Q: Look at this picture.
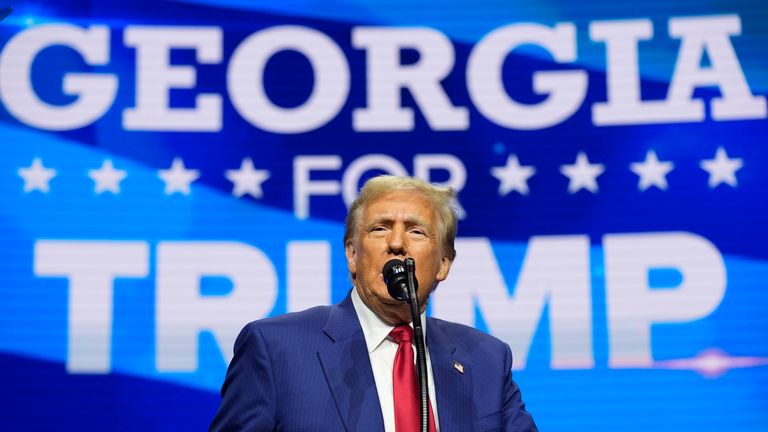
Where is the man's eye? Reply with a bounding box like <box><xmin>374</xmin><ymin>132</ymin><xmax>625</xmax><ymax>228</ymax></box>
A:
<box><xmin>410</xmin><ymin>229</ymin><xmax>426</xmax><ymax>236</ymax></box>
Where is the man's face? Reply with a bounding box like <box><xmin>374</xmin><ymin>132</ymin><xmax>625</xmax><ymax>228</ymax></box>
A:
<box><xmin>345</xmin><ymin>190</ymin><xmax>453</xmax><ymax>324</ymax></box>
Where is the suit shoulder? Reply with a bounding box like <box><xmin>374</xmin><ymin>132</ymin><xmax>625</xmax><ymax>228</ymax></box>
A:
<box><xmin>242</xmin><ymin>304</ymin><xmax>331</xmax><ymax>336</ymax></box>
<box><xmin>429</xmin><ymin>317</ymin><xmax>509</xmax><ymax>352</ymax></box>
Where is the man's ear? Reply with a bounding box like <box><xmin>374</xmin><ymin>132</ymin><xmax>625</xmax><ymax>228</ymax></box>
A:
<box><xmin>436</xmin><ymin>255</ymin><xmax>453</xmax><ymax>282</ymax></box>
<box><xmin>344</xmin><ymin>240</ymin><xmax>357</xmax><ymax>278</ymax></box>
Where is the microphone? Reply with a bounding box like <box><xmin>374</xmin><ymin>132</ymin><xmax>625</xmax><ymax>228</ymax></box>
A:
<box><xmin>384</xmin><ymin>258</ymin><xmax>430</xmax><ymax>432</ymax></box>
<box><xmin>383</xmin><ymin>259</ymin><xmax>409</xmax><ymax>302</ymax></box>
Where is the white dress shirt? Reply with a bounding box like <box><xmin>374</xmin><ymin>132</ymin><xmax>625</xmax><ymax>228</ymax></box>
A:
<box><xmin>351</xmin><ymin>288</ymin><xmax>440</xmax><ymax>432</ymax></box>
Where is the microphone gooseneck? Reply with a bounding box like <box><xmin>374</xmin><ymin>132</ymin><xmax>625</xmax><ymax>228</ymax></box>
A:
<box><xmin>382</xmin><ymin>258</ymin><xmax>430</xmax><ymax>432</ymax></box>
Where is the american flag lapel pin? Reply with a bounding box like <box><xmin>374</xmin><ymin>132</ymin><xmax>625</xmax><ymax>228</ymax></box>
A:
<box><xmin>453</xmin><ymin>360</ymin><xmax>464</xmax><ymax>374</ymax></box>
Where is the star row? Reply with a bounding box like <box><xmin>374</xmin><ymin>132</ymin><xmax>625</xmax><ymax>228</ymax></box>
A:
<box><xmin>16</xmin><ymin>147</ymin><xmax>743</xmax><ymax>197</ymax></box>
<box><xmin>491</xmin><ymin>147</ymin><xmax>743</xmax><ymax>196</ymax></box>
<box><xmin>17</xmin><ymin>157</ymin><xmax>270</xmax><ymax>197</ymax></box>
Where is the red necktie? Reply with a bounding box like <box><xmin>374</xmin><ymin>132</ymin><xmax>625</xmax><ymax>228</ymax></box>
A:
<box><xmin>390</xmin><ymin>325</ymin><xmax>436</xmax><ymax>432</ymax></box>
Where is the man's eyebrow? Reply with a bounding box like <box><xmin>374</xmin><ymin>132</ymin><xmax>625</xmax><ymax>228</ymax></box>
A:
<box><xmin>365</xmin><ymin>215</ymin><xmax>394</xmax><ymax>226</ymax></box>
<box><xmin>362</xmin><ymin>215</ymin><xmax>393</xmax><ymax>230</ymax></box>
<box><xmin>404</xmin><ymin>215</ymin><xmax>431</xmax><ymax>228</ymax></box>
<box><xmin>365</xmin><ymin>215</ymin><xmax>432</xmax><ymax>229</ymax></box>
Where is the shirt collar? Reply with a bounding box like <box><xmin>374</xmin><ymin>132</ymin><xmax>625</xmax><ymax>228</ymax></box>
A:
<box><xmin>351</xmin><ymin>287</ymin><xmax>428</xmax><ymax>353</ymax></box>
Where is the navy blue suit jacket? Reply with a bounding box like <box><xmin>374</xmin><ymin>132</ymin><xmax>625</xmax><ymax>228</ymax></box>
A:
<box><xmin>210</xmin><ymin>293</ymin><xmax>537</xmax><ymax>431</ymax></box>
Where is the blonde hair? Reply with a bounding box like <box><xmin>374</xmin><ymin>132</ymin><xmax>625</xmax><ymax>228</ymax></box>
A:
<box><xmin>344</xmin><ymin>175</ymin><xmax>458</xmax><ymax>260</ymax></box>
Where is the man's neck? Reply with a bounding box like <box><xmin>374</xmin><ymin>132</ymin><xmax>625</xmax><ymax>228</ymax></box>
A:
<box><xmin>350</xmin><ymin>288</ymin><xmax>428</xmax><ymax>353</ymax></box>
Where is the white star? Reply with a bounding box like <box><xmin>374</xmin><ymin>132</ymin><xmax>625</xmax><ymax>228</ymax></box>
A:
<box><xmin>158</xmin><ymin>158</ymin><xmax>200</xmax><ymax>195</ymax></box>
<box><xmin>490</xmin><ymin>154</ymin><xmax>536</xmax><ymax>196</ymax></box>
<box><xmin>225</xmin><ymin>158</ymin><xmax>270</xmax><ymax>198</ymax></box>
<box><xmin>630</xmin><ymin>150</ymin><xmax>674</xmax><ymax>191</ymax></box>
<box><xmin>700</xmin><ymin>147</ymin><xmax>743</xmax><ymax>188</ymax></box>
<box><xmin>18</xmin><ymin>158</ymin><xmax>57</xmax><ymax>193</ymax></box>
<box><xmin>88</xmin><ymin>159</ymin><xmax>127</xmax><ymax>194</ymax></box>
<box><xmin>560</xmin><ymin>152</ymin><xmax>605</xmax><ymax>194</ymax></box>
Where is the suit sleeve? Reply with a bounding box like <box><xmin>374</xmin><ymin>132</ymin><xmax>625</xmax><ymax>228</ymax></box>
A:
<box><xmin>501</xmin><ymin>343</ymin><xmax>539</xmax><ymax>432</ymax></box>
<box><xmin>209</xmin><ymin>323</ymin><xmax>277</xmax><ymax>432</ymax></box>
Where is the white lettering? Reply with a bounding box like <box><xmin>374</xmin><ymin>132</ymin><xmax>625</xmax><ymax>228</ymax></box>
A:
<box><xmin>467</xmin><ymin>23</ymin><xmax>587</xmax><ymax>129</ymax></box>
<box><xmin>34</xmin><ymin>241</ymin><xmax>148</xmax><ymax>373</ymax></box>
<box><xmin>603</xmin><ymin>232</ymin><xmax>726</xmax><ymax>368</ymax></box>
<box><xmin>293</xmin><ymin>155</ymin><xmax>343</xmax><ymax>219</ymax></box>
<box><xmin>228</xmin><ymin>26</ymin><xmax>350</xmax><ymax>133</ymax></box>
<box><xmin>352</xmin><ymin>27</ymin><xmax>468</xmax><ymax>131</ymax></box>
<box><xmin>123</xmin><ymin>26</ymin><xmax>223</xmax><ymax>131</ymax></box>
<box><xmin>433</xmin><ymin>237</ymin><xmax>594</xmax><ymax>369</ymax></box>
<box><xmin>590</xmin><ymin>19</ymin><xmax>671</xmax><ymax>124</ymax></box>
<box><xmin>287</xmin><ymin>241</ymin><xmax>332</xmax><ymax>311</ymax></box>
<box><xmin>669</xmin><ymin>15</ymin><xmax>766</xmax><ymax>120</ymax></box>
<box><xmin>156</xmin><ymin>242</ymin><xmax>277</xmax><ymax>371</ymax></box>
<box><xmin>414</xmin><ymin>154</ymin><xmax>468</xmax><ymax>219</ymax></box>
<box><xmin>341</xmin><ymin>154</ymin><xmax>408</xmax><ymax>207</ymax></box>
<box><xmin>592</xmin><ymin>15</ymin><xmax>765</xmax><ymax>124</ymax></box>
<box><xmin>0</xmin><ymin>25</ymin><xmax>117</xmax><ymax>130</ymax></box>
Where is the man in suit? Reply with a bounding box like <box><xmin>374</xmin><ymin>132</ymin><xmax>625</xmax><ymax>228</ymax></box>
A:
<box><xmin>211</xmin><ymin>176</ymin><xmax>538</xmax><ymax>431</ymax></box>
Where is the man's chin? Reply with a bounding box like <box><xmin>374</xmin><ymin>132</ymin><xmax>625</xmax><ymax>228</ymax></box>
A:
<box><xmin>369</xmin><ymin>296</ymin><xmax>411</xmax><ymax>320</ymax></box>
<box><xmin>377</xmin><ymin>295</ymin><xmax>408</xmax><ymax>307</ymax></box>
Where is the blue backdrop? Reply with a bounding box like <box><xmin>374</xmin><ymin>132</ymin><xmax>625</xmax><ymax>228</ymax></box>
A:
<box><xmin>1</xmin><ymin>1</ymin><xmax>767</xmax><ymax>430</ymax></box>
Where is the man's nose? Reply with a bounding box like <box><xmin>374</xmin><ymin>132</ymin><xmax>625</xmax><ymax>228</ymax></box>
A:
<box><xmin>387</xmin><ymin>225</ymin><xmax>407</xmax><ymax>255</ymax></box>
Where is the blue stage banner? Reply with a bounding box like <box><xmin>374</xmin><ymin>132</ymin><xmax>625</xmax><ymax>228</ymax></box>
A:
<box><xmin>1</xmin><ymin>0</ymin><xmax>767</xmax><ymax>430</ymax></box>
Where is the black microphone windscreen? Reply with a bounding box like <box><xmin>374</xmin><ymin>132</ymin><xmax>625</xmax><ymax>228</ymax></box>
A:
<box><xmin>383</xmin><ymin>259</ymin><xmax>408</xmax><ymax>302</ymax></box>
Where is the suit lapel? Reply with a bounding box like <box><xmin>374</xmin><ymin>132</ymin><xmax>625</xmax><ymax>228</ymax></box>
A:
<box><xmin>318</xmin><ymin>294</ymin><xmax>385</xmax><ymax>432</ymax></box>
<box><xmin>428</xmin><ymin>319</ymin><xmax>474</xmax><ymax>432</ymax></box>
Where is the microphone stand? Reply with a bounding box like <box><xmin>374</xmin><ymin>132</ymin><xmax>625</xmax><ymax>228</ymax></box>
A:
<box><xmin>404</xmin><ymin>258</ymin><xmax>430</xmax><ymax>432</ymax></box>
